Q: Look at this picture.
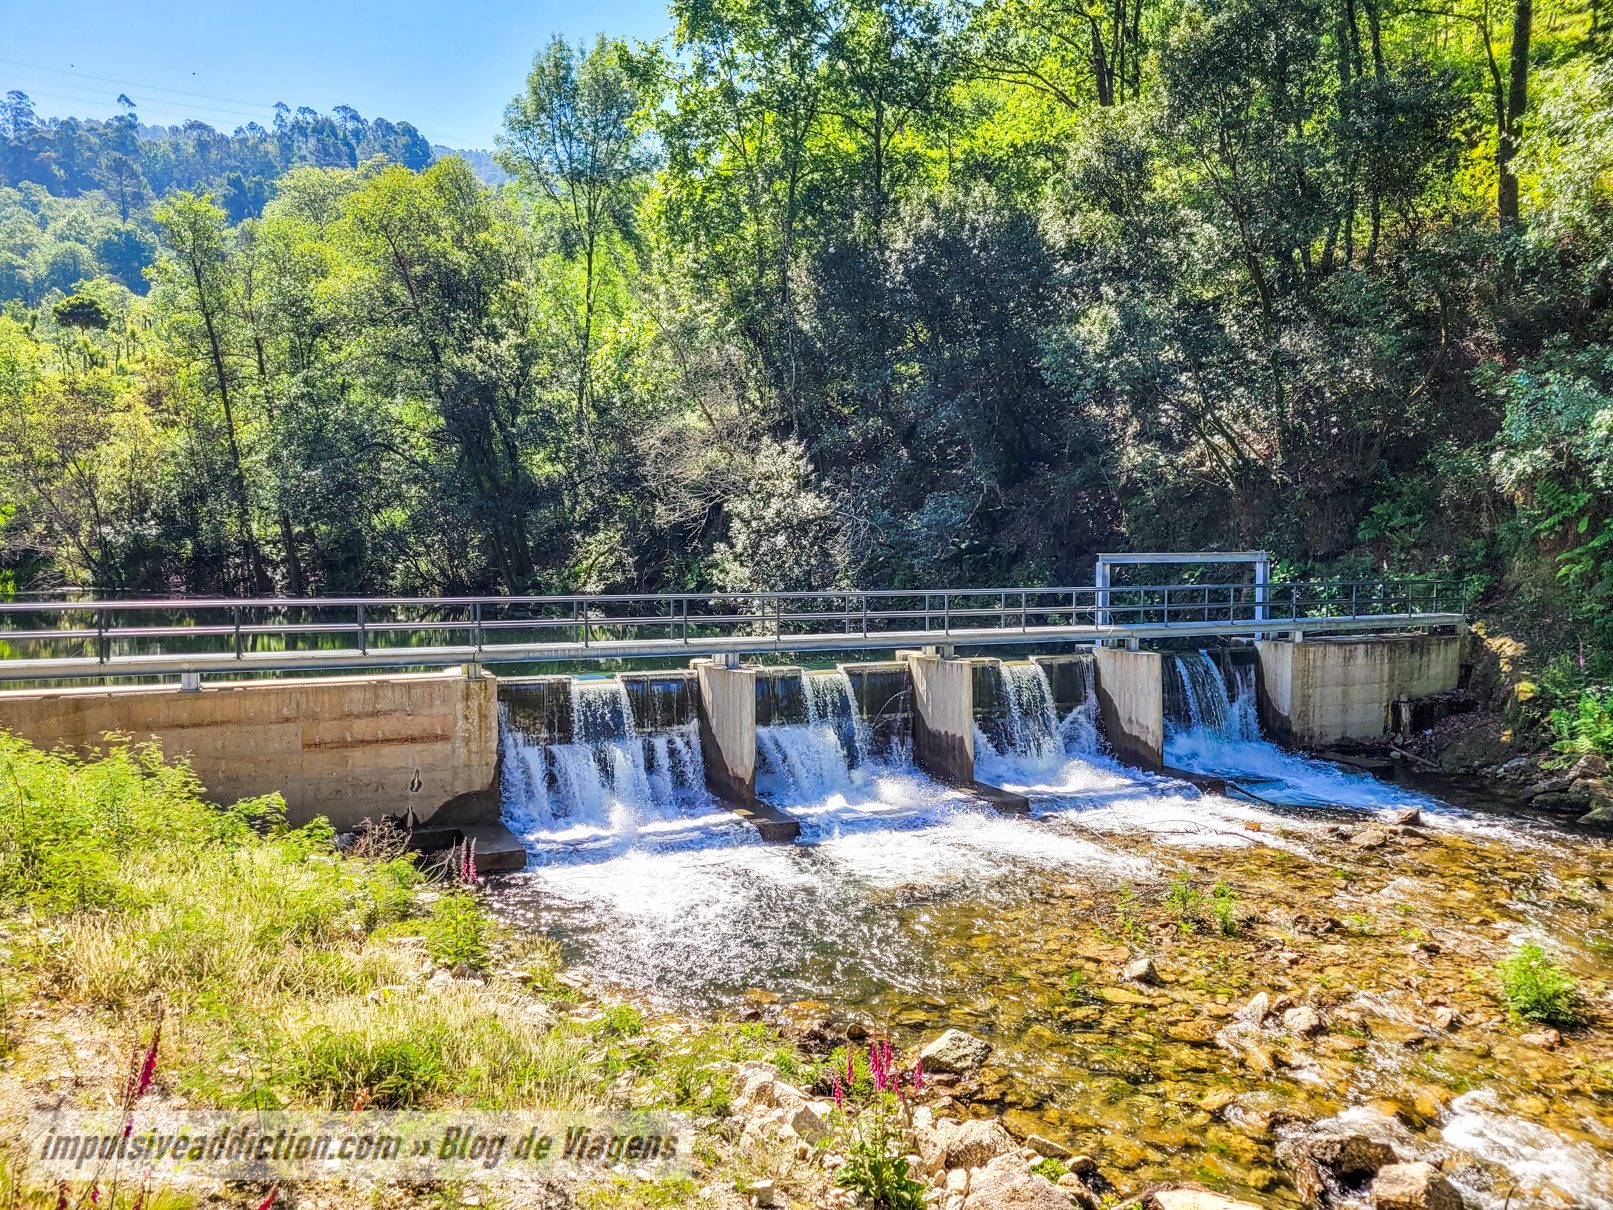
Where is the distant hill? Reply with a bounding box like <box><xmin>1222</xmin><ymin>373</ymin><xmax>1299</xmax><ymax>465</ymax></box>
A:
<box><xmin>0</xmin><ymin>92</ymin><xmax>509</xmax><ymax>306</ymax></box>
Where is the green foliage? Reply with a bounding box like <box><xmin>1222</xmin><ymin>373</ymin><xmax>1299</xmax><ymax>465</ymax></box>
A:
<box><xmin>1164</xmin><ymin>875</ymin><xmax>1238</xmax><ymax>936</ymax></box>
<box><xmin>1032</xmin><ymin>1157</ymin><xmax>1066</xmax><ymax>1181</ymax></box>
<box><xmin>835</xmin><ymin>1099</ymin><xmax>928</xmax><ymax>1210</ymax></box>
<box><xmin>599</xmin><ymin>1003</ymin><xmax>646</xmax><ymax>1037</ymax></box>
<box><xmin>290</xmin><ymin>1029</ymin><xmax>447</xmax><ymax>1108</ymax></box>
<box><xmin>1496</xmin><ymin>941</ymin><xmax>1580</xmax><ymax>1024</ymax></box>
<box><xmin>0</xmin><ymin>731</ymin><xmax>271</xmax><ymax>912</ymax></box>
<box><xmin>1550</xmin><ymin>690</ymin><xmax>1613</xmax><ymax>759</ymax></box>
<box><xmin>423</xmin><ymin>893</ymin><xmax>493</xmax><ymax>971</ymax></box>
<box><xmin>51</xmin><ymin>292</ymin><xmax>111</xmax><ymax>330</ymax></box>
<box><xmin>1208</xmin><ymin>882</ymin><xmax>1239</xmax><ymax>937</ymax></box>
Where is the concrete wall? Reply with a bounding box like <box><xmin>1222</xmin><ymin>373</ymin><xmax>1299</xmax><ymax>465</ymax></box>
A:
<box><xmin>1256</xmin><ymin>635</ymin><xmax>1463</xmax><ymax>747</ymax></box>
<box><xmin>692</xmin><ymin>659</ymin><xmax>757</xmax><ymax>806</ymax></box>
<box><xmin>1093</xmin><ymin>647</ymin><xmax>1165</xmax><ymax>769</ymax></box>
<box><xmin>899</xmin><ymin>653</ymin><xmax>974</xmax><ymax>784</ymax></box>
<box><xmin>0</xmin><ymin>670</ymin><xmax>499</xmax><ymax>830</ymax></box>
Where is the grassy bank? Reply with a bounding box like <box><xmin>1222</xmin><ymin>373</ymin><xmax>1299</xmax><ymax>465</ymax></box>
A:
<box><xmin>0</xmin><ymin>733</ymin><xmax>803</xmax><ymax>1210</ymax></box>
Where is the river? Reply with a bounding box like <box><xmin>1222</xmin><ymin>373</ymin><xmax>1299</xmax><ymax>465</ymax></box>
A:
<box><xmin>489</xmin><ymin>655</ymin><xmax>1613</xmax><ymax>1210</ymax></box>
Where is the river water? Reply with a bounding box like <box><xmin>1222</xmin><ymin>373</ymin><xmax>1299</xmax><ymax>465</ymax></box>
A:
<box><xmin>492</xmin><ymin>657</ymin><xmax>1613</xmax><ymax>1210</ymax></box>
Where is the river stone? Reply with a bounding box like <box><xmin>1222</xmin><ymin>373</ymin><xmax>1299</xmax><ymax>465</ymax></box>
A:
<box><xmin>1283</xmin><ymin>1006</ymin><xmax>1324</xmax><ymax>1035</ymax></box>
<box><xmin>1569</xmin><ymin>751</ymin><xmax>1610</xmax><ymax>780</ymax></box>
<box><xmin>1234</xmin><ymin>992</ymin><xmax>1269</xmax><ymax>1024</ymax></box>
<box><xmin>1277</xmin><ymin>1133</ymin><xmax>1396</xmax><ymax>1178</ymax></box>
<box><xmin>920</xmin><ymin>1118</ymin><xmax>1018</xmax><ymax>1173</ymax></box>
<box><xmin>1520</xmin><ymin>1027</ymin><xmax>1562</xmax><ymax>1050</ymax></box>
<box><xmin>1370</xmin><ymin>1162</ymin><xmax>1464</xmax><ymax>1210</ymax></box>
<box><xmin>1532</xmin><ymin>792</ymin><xmax>1590</xmax><ymax>812</ymax></box>
<box><xmin>1123</xmin><ymin>957</ymin><xmax>1158</xmax><ymax>983</ymax></box>
<box><xmin>1525</xmin><ymin>778</ymin><xmax>1569</xmax><ymax>798</ymax></box>
<box><xmin>1025</xmin><ymin>1135</ymin><xmax>1072</xmax><ymax>1159</ymax></box>
<box><xmin>961</xmin><ymin>1156</ymin><xmax>1070</xmax><ymax>1210</ymax></box>
<box><xmin>923</xmin><ymin>1029</ymin><xmax>994</xmax><ymax>1074</ymax></box>
<box><xmin>1387</xmin><ymin>807</ymin><xmax>1422</xmax><ymax>825</ymax></box>
<box><xmin>1352</xmin><ymin>828</ymin><xmax>1390</xmax><ymax>849</ymax></box>
<box><xmin>1150</xmin><ymin>1191</ymin><xmax>1267</xmax><ymax>1210</ymax></box>
<box><xmin>1169</xmin><ymin>1019</ymin><xmax>1220</xmax><ymax>1044</ymax></box>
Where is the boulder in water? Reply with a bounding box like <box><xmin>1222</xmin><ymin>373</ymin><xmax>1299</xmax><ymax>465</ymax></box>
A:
<box><xmin>1388</xmin><ymin>807</ymin><xmax>1421</xmax><ymax>826</ymax></box>
<box><xmin>1370</xmin><ymin>1162</ymin><xmax>1464</xmax><ymax>1210</ymax></box>
<box><xmin>1351</xmin><ymin>828</ymin><xmax>1390</xmax><ymax>849</ymax></box>
<box><xmin>1123</xmin><ymin>956</ymin><xmax>1158</xmax><ymax>983</ymax></box>
<box><xmin>922</xmin><ymin>1028</ymin><xmax>994</xmax><ymax>1074</ymax></box>
<box><xmin>1276</xmin><ymin>1132</ymin><xmax>1397</xmax><ymax>1205</ymax></box>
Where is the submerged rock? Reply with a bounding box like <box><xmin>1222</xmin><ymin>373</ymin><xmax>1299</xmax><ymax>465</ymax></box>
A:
<box><xmin>1283</xmin><ymin>1006</ymin><xmax>1324</xmax><ymax>1035</ymax></box>
<box><xmin>923</xmin><ymin>1028</ymin><xmax>994</xmax><ymax>1074</ymax></box>
<box><xmin>1352</xmin><ymin>828</ymin><xmax>1390</xmax><ymax>849</ymax></box>
<box><xmin>1370</xmin><ymin>1161</ymin><xmax>1464</xmax><ymax>1210</ymax></box>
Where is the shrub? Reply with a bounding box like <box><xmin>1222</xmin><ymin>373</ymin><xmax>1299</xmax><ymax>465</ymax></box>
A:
<box><xmin>1497</xmin><ymin>941</ymin><xmax>1580</xmax><ymax>1023</ymax></box>
<box><xmin>835</xmin><ymin>1099</ymin><xmax>927</xmax><ymax>1210</ymax></box>
<box><xmin>424</xmin><ymin>892</ymin><xmax>492</xmax><ymax>970</ymax></box>
<box><xmin>0</xmin><ymin>733</ymin><xmax>274</xmax><ymax>912</ymax></box>
<box><xmin>1551</xmin><ymin>689</ymin><xmax>1613</xmax><ymax>759</ymax></box>
<box><xmin>1209</xmin><ymin>882</ymin><xmax>1239</xmax><ymax>936</ymax></box>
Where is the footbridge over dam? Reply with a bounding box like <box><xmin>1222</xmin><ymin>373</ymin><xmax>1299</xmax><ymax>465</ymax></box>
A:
<box><xmin>0</xmin><ymin>555</ymin><xmax>1467</xmax><ymax>866</ymax></box>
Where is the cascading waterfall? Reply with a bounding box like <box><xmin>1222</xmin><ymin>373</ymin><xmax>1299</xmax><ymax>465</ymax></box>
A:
<box><xmin>1171</xmin><ymin>652</ymin><xmax>1259</xmax><ymax>741</ymax></box>
<box><xmin>757</xmin><ymin>670</ymin><xmax>873</xmax><ymax>803</ymax></box>
<box><xmin>500</xmin><ymin>678</ymin><xmax>713</xmax><ymax>844</ymax></box>
<box><xmin>1000</xmin><ymin>662</ymin><xmax>1063</xmax><ymax>762</ymax></box>
<box><xmin>1058</xmin><ymin>656</ymin><xmax>1102</xmax><ymax>756</ymax></box>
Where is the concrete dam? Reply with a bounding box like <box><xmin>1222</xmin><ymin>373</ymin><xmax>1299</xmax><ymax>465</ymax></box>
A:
<box><xmin>0</xmin><ymin>629</ymin><xmax>1466</xmax><ymax>871</ymax></box>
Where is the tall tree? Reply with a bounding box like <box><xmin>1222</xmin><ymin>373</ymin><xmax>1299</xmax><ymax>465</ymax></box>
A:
<box><xmin>151</xmin><ymin>192</ymin><xmax>271</xmax><ymax>591</ymax></box>
<box><xmin>498</xmin><ymin>35</ymin><xmax>654</xmax><ymax>435</ymax></box>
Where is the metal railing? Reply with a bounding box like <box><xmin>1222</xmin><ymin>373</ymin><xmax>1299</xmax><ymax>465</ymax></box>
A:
<box><xmin>0</xmin><ymin>579</ymin><xmax>1465</xmax><ymax>681</ymax></box>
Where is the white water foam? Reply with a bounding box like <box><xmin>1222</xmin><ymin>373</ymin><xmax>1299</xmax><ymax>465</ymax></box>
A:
<box><xmin>1440</xmin><ymin>1089</ymin><xmax>1613</xmax><ymax>1208</ymax></box>
<box><xmin>1163</xmin><ymin>650</ymin><xmax>1439</xmax><ymax>814</ymax></box>
<box><xmin>500</xmin><ymin>681</ymin><xmax>733</xmax><ymax>860</ymax></box>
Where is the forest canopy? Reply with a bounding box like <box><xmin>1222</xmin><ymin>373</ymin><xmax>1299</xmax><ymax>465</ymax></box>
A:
<box><xmin>1</xmin><ymin>0</ymin><xmax>1611</xmax><ymax>675</ymax></box>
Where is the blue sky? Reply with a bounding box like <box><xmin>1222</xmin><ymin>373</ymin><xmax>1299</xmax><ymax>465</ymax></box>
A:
<box><xmin>0</xmin><ymin>0</ymin><xmax>674</xmax><ymax>149</ymax></box>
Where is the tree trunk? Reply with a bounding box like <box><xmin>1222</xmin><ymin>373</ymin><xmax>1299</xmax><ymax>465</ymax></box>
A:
<box><xmin>1498</xmin><ymin>0</ymin><xmax>1531</xmax><ymax>225</ymax></box>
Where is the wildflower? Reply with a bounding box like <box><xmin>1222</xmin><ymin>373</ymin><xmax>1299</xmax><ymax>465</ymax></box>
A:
<box><xmin>255</xmin><ymin>1181</ymin><xmax>281</xmax><ymax>1210</ymax></box>
<box><xmin>56</xmin><ymin>1182</ymin><xmax>69</xmax><ymax>1210</ymax></box>
<box><xmin>132</xmin><ymin>1184</ymin><xmax>148</xmax><ymax>1210</ymax></box>
<box><xmin>90</xmin><ymin>1188</ymin><xmax>100</xmax><ymax>1205</ymax></box>
<box><xmin>845</xmin><ymin>1046</ymin><xmax>855</xmax><ymax>1086</ymax></box>
<box><xmin>833</xmin><ymin>1078</ymin><xmax>844</xmax><ymax>1109</ymax></box>
<box><xmin>913</xmin><ymin>1059</ymin><xmax>923</xmax><ymax>1091</ymax></box>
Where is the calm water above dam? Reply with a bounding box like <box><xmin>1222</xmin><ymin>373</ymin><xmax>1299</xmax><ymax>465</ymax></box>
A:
<box><xmin>490</xmin><ymin>656</ymin><xmax>1613</xmax><ymax>1210</ymax></box>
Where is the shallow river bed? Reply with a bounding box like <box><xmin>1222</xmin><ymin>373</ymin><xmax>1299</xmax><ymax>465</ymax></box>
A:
<box><xmin>491</xmin><ymin>708</ymin><xmax>1613</xmax><ymax>1210</ymax></box>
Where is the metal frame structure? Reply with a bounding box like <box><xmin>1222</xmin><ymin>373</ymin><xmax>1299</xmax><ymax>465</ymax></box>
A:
<box><xmin>1095</xmin><ymin>551</ymin><xmax>1270</xmax><ymax>639</ymax></box>
<box><xmin>0</xmin><ymin>578</ymin><xmax>1465</xmax><ymax>684</ymax></box>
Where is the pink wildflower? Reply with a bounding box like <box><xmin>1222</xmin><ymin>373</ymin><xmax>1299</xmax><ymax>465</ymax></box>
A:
<box><xmin>913</xmin><ymin>1059</ymin><xmax>923</xmax><ymax>1091</ymax></box>
<box><xmin>833</xmin><ymin>1078</ymin><xmax>844</xmax><ymax>1109</ymax></box>
<box><xmin>56</xmin><ymin>1182</ymin><xmax>69</xmax><ymax>1210</ymax></box>
<box><xmin>256</xmin><ymin>1181</ymin><xmax>281</xmax><ymax>1210</ymax></box>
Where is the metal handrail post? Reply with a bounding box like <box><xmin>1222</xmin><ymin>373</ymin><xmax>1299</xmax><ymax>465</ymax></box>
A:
<box><xmin>474</xmin><ymin>602</ymin><xmax>484</xmax><ymax>655</ymax></box>
<box><xmin>943</xmin><ymin>593</ymin><xmax>950</xmax><ymax>635</ymax></box>
<box><xmin>357</xmin><ymin>604</ymin><xmax>367</xmax><ymax>655</ymax></box>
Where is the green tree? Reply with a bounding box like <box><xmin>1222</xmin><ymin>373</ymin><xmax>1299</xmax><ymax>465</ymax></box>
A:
<box><xmin>150</xmin><ymin>191</ymin><xmax>271</xmax><ymax>591</ymax></box>
<box><xmin>498</xmin><ymin>35</ymin><xmax>654</xmax><ymax>435</ymax></box>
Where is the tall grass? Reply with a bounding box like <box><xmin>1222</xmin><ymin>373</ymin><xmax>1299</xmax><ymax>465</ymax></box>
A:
<box><xmin>0</xmin><ymin>732</ymin><xmax>592</xmax><ymax>1112</ymax></box>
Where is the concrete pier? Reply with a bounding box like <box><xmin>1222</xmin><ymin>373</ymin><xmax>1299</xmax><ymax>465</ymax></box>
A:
<box><xmin>0</xmin><ymin>669</ymin><xmax>500</xmax><ymax>833</ymax></box>
<box><xmin>900</xmin><ymin>652</ymin><xmax>975</xmax><ymax>784</ymax></box>
<box><xmin>898</xmin><ymin>651</ymin><xmax>1029</xmax><ymax>813</ymax></box>
<box><xmin>691</xmin><ymin>658</ymin><xmax>799</xmax><ymax>842</ymax></box>
<box><xmin>1093</xmin><ymin>647</ymin><xmax>1165</xmax><ymax>769</ymax></box>
<box><xmin>1256</xmin><ymin>635</ymin><xmax>1463</xmax><ymax>747</ymax></box>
